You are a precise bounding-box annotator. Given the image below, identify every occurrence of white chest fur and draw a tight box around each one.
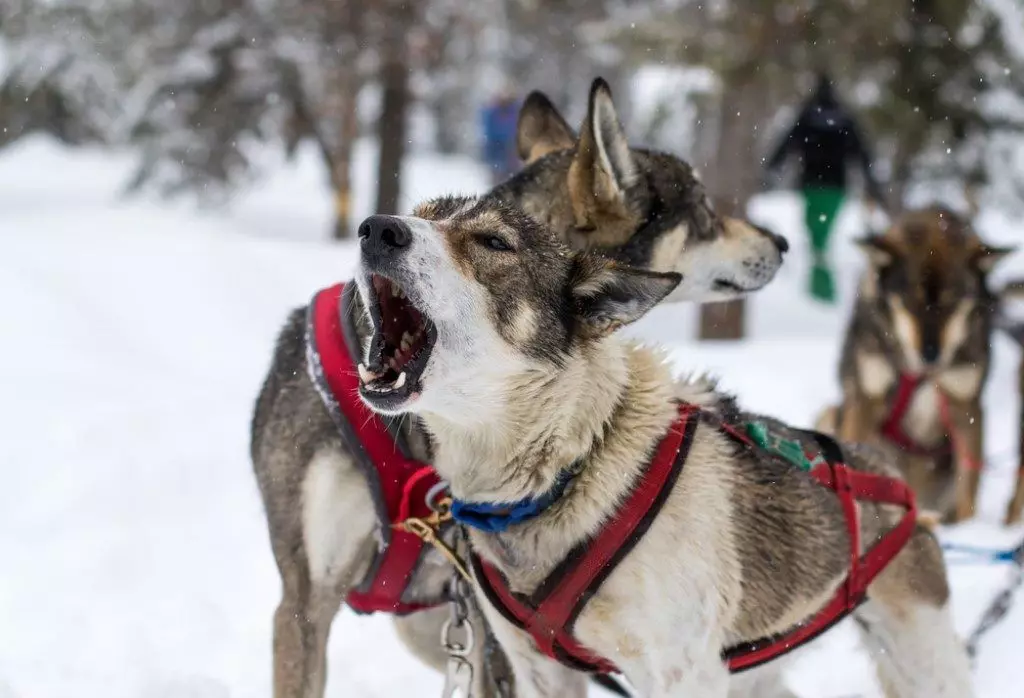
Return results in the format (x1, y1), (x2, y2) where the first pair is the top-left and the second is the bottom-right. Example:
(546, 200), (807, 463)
(903, 381), (942, 446)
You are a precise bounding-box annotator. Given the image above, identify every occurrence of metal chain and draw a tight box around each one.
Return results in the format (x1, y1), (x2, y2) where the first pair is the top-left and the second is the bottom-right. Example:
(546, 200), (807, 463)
(440, 568), (476, 697)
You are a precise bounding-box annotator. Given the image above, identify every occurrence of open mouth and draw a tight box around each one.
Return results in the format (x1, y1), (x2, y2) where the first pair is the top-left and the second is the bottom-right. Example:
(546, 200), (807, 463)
(358, 274), (436, 407)
(712, 278), (748, 294)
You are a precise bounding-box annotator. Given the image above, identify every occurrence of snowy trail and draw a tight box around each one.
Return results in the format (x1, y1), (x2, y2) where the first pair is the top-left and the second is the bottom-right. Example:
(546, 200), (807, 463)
(1, 138), (1022, 697)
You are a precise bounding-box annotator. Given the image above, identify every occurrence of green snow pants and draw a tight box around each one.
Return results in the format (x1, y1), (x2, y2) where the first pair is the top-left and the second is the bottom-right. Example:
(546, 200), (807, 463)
(803, 186), (845, 303)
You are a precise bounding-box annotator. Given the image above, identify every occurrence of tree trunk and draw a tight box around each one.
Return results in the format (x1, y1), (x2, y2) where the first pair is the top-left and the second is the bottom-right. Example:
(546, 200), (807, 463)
(331, 71), (360, 240)
(698, 77), (775, 340)
(375, 55), (411, 215)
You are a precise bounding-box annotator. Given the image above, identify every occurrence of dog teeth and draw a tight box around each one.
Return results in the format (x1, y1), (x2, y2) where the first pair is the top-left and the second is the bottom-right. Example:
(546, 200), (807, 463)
(401, 332), (412, 352)
(391, 284), (400, 298)
(394, 371), (407, 389)
(357, 363), (379, 384)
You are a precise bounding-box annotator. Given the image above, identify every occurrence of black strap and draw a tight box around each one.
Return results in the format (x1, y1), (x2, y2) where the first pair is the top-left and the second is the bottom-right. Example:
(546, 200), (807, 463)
(591, 673), (632, 696)
(798, 427), (846, 466)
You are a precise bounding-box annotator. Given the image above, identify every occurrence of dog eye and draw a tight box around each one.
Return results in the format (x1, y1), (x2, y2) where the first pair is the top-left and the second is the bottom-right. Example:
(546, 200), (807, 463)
(476, 234), (515, 252)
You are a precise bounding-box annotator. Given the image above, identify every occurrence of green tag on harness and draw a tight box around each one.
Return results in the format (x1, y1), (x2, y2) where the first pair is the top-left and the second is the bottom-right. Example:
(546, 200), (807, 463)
(744, 421), (826, 472)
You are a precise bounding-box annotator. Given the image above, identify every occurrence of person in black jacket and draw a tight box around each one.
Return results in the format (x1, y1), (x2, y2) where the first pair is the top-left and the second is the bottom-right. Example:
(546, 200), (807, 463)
(765, 74), (884, 303)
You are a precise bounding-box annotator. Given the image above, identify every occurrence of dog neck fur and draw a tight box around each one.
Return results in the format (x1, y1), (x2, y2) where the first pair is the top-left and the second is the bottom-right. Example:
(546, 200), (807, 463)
(420, 336), (700, 574)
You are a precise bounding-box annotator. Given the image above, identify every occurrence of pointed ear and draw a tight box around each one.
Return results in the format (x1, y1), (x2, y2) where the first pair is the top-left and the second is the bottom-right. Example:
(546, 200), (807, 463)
(517, 91), (575, 164)
(855, 234), (901, 267)
(571, 255), (681, 337)
(569, 78), (639, 229)
(973, 244), (1016, 274)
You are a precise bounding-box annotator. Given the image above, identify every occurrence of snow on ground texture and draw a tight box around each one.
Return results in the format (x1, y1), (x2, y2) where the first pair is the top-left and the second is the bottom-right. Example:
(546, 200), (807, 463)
(1, 137), (1022, 697)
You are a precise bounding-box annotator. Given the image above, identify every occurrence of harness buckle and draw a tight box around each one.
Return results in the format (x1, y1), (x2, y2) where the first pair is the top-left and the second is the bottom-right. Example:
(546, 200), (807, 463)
(393, 498), (472, 582)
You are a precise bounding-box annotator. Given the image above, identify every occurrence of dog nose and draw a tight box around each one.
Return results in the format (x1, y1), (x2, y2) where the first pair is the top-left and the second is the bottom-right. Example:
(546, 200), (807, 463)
(921, 340), (941, 365)
(359, 215), (411, 252)
(753, 224), (789, 254)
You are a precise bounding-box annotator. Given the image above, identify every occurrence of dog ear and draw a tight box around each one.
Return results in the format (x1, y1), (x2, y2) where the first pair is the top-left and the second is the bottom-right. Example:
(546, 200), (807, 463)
(517, 91), (575, 164)
(855, 234), (901, 267)
(568, 78), (640, 230)
(973, 244), (1016, 274)
(571, 255), (681, 337)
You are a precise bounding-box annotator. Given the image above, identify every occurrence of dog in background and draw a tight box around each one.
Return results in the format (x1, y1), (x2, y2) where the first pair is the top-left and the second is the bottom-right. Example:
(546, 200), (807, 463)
(816, 207), (1014, 522)
(251, 78), (789, 698)
(351, 197), (973, 698)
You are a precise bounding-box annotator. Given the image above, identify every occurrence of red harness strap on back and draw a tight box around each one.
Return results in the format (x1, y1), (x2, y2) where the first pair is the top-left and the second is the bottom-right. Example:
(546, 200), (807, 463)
(722, 428), (917, 671)
(473, 406), (918, 676)
(307, 283), (443, 615)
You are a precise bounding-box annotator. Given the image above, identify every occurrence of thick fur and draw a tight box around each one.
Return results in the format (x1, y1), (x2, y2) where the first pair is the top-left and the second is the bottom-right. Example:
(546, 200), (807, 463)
(815, 207), (1013, 522)
(352, 197), (973, 698)
(251, 78), (788, 698)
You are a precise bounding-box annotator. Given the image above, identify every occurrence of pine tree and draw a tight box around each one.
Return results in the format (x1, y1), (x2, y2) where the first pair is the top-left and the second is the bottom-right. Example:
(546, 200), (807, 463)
(0, 0), (121, 151)
(125, 1), (286, 200)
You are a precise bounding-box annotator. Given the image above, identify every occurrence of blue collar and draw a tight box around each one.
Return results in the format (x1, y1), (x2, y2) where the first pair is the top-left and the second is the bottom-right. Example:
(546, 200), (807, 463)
(450, 465), (581, 533)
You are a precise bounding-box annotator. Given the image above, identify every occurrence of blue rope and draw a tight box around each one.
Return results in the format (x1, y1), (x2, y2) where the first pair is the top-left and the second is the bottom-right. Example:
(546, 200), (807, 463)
(941, 541), (1021, 565)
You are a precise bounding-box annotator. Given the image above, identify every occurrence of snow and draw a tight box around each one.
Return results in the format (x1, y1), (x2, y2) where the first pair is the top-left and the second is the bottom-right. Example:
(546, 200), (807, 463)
(1, 136), (1022, 697)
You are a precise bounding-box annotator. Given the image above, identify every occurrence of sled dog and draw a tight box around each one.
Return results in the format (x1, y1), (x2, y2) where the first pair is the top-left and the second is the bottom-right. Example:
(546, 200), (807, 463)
(816, 207), (1013, 522)
(351, 197), (973, 698)
(251, 78), (788, 698)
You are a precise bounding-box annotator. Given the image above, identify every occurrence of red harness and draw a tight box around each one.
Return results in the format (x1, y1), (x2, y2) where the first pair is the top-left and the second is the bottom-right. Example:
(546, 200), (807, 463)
(473, 404), (918, 675)
(880, 374), (982, 471)
(307, 283), (444, 615)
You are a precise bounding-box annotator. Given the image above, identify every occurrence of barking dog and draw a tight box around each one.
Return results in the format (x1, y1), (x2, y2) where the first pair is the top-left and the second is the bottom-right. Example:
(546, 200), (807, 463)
(352, 198), (973, 698)
(251, 78), (788, 698)
(816, 207), (1013, 522)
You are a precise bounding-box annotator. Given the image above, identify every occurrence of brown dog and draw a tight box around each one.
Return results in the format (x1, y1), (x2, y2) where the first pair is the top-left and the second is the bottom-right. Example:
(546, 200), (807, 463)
(817, 207), (1014, 522)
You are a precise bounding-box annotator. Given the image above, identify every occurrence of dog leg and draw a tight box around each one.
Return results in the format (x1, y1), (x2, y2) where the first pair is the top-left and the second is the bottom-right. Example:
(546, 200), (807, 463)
(946, 398), (984, 523)
(900, 453), (956, 520)
(1006, 366), (1024, 524)
(269, 447), (380, 698)
(472, 593), (585, 698)
(1006, 466), (1024, 525)
(393, 608), (450, 674)
(856, 526), (973, 698)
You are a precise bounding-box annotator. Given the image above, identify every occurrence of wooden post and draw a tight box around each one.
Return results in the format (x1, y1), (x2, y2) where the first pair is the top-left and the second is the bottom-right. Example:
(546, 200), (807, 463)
(698, 76), (776, 340)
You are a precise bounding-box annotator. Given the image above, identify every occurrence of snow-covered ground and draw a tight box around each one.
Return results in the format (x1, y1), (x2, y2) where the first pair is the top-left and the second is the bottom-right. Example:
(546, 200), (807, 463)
(1, 137), (1022, 698)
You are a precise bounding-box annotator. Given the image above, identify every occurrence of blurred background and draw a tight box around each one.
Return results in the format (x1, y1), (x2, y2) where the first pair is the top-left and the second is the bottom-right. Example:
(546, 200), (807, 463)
(3, 0), (1024, 236)
(2, 2), (1024, 697)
